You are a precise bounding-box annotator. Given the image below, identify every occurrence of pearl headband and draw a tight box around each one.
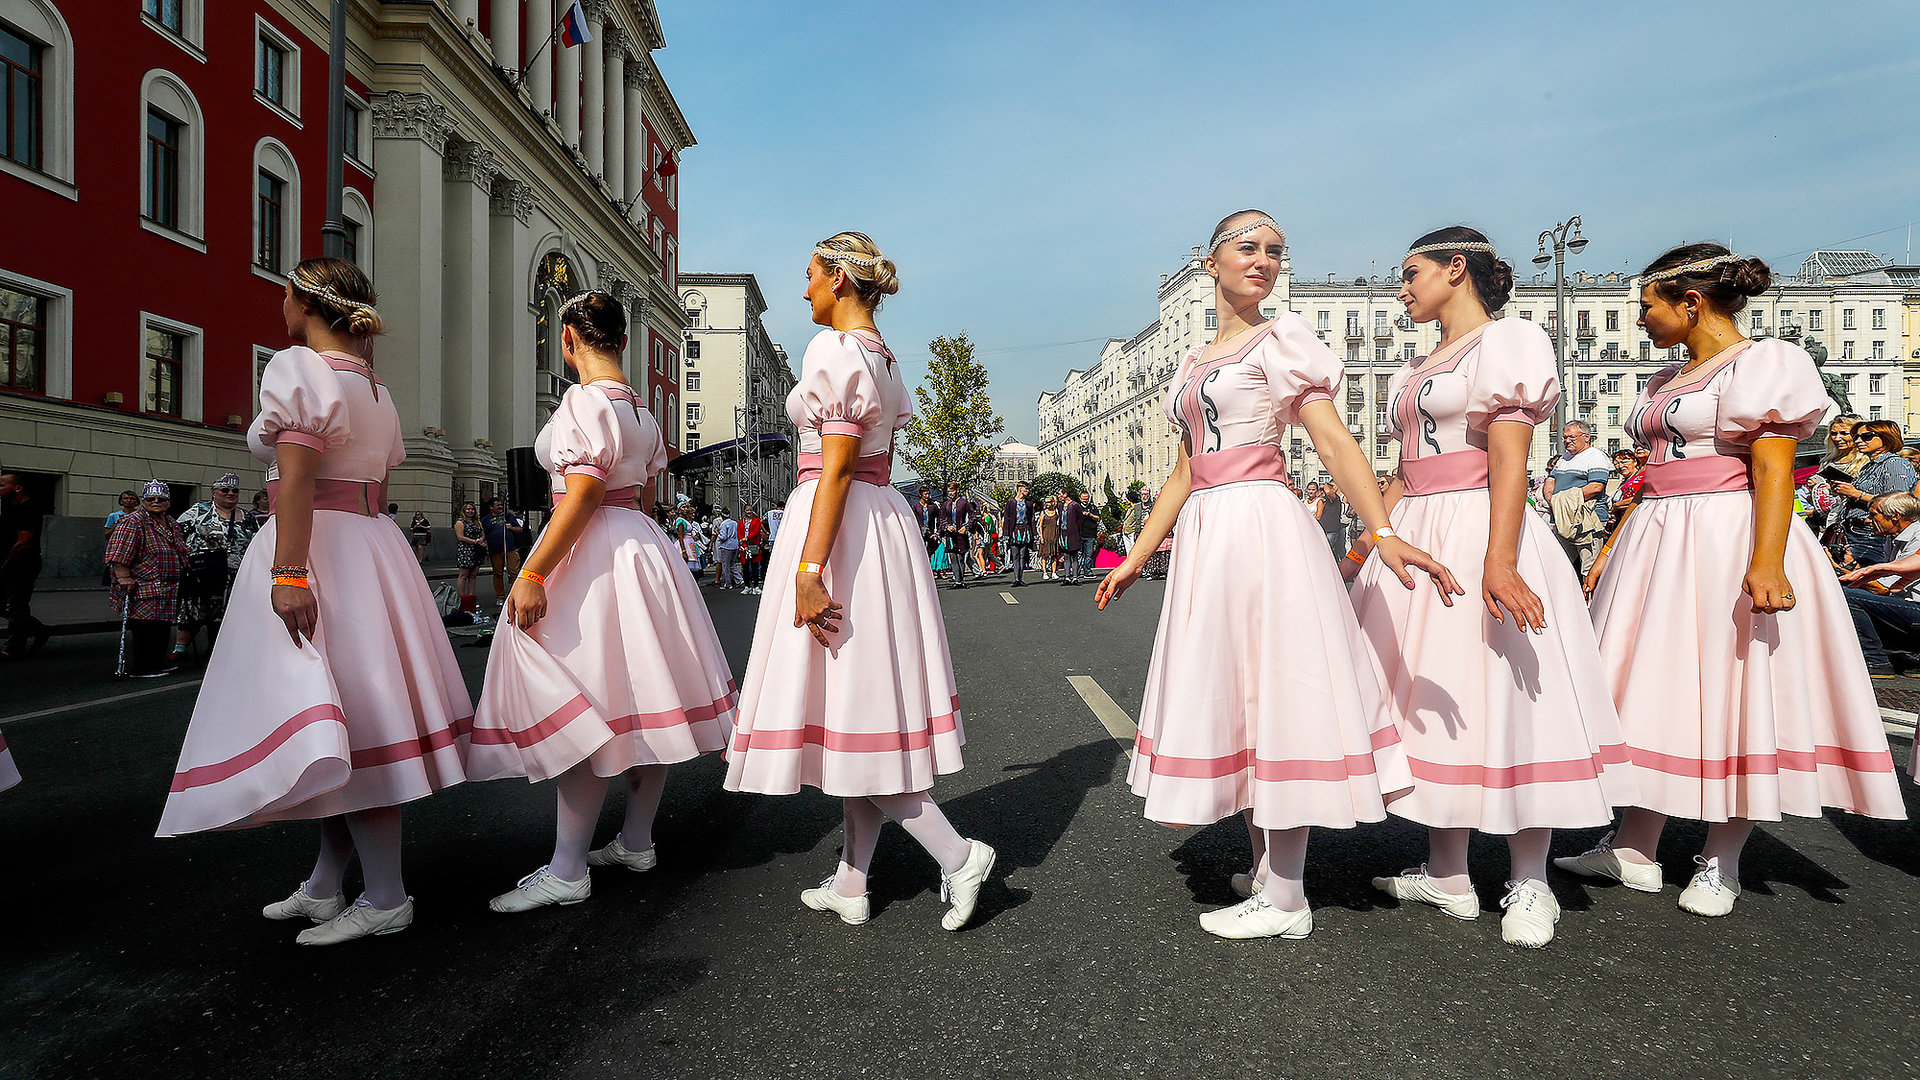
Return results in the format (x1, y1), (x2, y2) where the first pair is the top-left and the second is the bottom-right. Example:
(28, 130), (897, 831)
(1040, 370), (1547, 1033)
(1641, 254), (1741, 283)
(1208, 216), (1286, 253)
(1406, 241), (1497, 258)
(812, 245), (885, 271)
(288, 272), (379, 325)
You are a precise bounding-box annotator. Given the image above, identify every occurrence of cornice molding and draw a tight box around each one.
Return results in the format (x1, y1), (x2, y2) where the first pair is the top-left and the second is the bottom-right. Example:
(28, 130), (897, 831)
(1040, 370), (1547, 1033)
(489, 176), (537, 223)
(443, 140), (499, 188)
(371, 89), (456, 154)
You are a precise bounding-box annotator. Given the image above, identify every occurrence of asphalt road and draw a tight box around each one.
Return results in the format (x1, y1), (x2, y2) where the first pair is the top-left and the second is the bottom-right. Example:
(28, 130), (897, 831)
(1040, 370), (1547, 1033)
(2, 575), (1917, 1080)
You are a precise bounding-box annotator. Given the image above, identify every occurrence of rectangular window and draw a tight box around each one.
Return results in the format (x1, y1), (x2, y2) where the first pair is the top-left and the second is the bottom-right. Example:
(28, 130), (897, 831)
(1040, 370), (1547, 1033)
(1261, 307), (1276, 320)
(1374, 374), (1390, 395)
(1751, 309), (1764, 329)
(1204, 308), (1217, 330)
(1872, 341), (1885, 360)
(684, 307), (700, 327)
(1870, 373), (1884, 393)
(1842, 341), (1855, 359)
(1808, 310), (1823, 331)
(684, 432), (700, 450)
(1873, 308), (1887, 329)
(341, 219), (360, 266)
(144, 0), (185, 34)
(255, 170), (285, 270)
(1843, 308), (1856, 330)
(1607, 406), (1620, 426)
(1374, 346), (1389, 362)
(145, 326), (185, 416)
(1577, 310), (1591, 329)
(684, 339), (700, 360)
(1577, 375), (1593, 399)
(1402, 342), (1415, 360)
(1345, 343), (1360, 362)
(0, 24), (44, 171)
(1607, 437), (1621, 454)
(1780, 309), (1793, 327)
(1605, 310), (1619, 331)
(685, 401), (701, 423)
(0, 286), (47, 394)
(1603, 376), (1620, 395)
(684, 370), (700, 391)
(1639, 341), (1651, 360)
(1316, 311), (1330, 331)
(1637, 373), (1652, 391)
(343, 101), (362, 160)
(145, 109), (182, 229)
(258, 37), (286, 107)
(1518, 311), (1533, 320)
(1871, 406), (1883, 420)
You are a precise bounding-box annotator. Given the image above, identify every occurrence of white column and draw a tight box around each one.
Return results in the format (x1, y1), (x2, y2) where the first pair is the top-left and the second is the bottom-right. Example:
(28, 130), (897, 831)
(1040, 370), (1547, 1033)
(580, 1), (605, 179)
(452, 0), (480, 26)
(527, 0), (553, 115)
(442, 141), (497, 466)
(556, 5), (581, 147)
(489, 179), (538, 456)
(623, 63), (647, 224)
(489, 0), (520, 69)
(603, 36), (625, 199)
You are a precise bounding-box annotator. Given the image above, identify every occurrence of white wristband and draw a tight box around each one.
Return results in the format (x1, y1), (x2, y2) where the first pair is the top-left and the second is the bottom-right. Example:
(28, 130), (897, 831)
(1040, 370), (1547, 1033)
(1373, 527), (1397, 542)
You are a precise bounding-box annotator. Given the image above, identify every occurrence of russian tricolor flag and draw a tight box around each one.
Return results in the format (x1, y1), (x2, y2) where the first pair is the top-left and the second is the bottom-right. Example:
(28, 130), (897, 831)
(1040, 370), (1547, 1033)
(558, 1), (592, 47)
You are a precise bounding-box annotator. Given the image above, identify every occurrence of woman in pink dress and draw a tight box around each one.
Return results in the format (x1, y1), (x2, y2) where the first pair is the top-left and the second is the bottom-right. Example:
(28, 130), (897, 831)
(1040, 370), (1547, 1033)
(1347, 227), (1634, 948)
(726, 233), (995, 931)
(1557, 243), (1905, 917)
(469, 291), (736, 911)
(156, 258), (476, 944)
(1095, 210), (1459, 941)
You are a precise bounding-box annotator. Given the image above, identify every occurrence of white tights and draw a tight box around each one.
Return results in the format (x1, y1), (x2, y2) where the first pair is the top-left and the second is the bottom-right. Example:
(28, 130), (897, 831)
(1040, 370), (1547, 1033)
(303, 807), (406, 910)
(550, 762), (669, 882)
(1613, 807), (1754, 877)
(1242, 810), (1310, 911)
(1422, 827), (1552, 894)
(831, 792), (971, 898)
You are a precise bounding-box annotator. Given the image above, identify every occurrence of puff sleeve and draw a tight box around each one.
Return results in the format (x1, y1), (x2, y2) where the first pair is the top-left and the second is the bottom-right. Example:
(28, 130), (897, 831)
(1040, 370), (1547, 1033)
(256, 347), (350, 453)
(1260, 312), (1344, 424)
(546, 386), (626, 483)
(1465, 319), (1561, 432)
(1163, 348), (1198, 430)
(797, 330), (885, 439)
(1716, 339), (1831, 444)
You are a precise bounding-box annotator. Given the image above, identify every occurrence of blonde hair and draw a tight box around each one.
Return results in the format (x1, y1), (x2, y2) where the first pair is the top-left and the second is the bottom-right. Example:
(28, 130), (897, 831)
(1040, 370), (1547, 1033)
(289, 257), (383, 337)
(812, 232), (899, 311)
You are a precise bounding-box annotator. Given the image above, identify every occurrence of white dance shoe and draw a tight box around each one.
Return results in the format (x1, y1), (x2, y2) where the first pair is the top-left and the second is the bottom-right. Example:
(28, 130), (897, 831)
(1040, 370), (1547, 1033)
(585, 838), (659, 872)
(939, 839), (997, 931)
(262, 885), (348, 923)
(1199, 894), (1313, 940)
(801, 878), (871, 925)
(1499, 881), (1560, 948)
(489, 866), (591, 913)
(1677, 856), (1740, 917)
(1551, 831), (1664, 892)
(296, 897), (414, 945)
(1229, 870), (1264, 899)
(1371, 866), (1482, 919)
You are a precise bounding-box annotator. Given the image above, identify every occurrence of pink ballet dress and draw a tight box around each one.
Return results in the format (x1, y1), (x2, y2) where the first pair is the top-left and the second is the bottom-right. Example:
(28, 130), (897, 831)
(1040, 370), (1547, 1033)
(157, 347), (476, 836)
(1591, 338), (1904, 822)
(724, 330), (965, 797)
(1350, 319), (1635, 832)
(0, 731), (18, 792)
(1128, 315), (1413, 830)
(468, 382), (736, 782)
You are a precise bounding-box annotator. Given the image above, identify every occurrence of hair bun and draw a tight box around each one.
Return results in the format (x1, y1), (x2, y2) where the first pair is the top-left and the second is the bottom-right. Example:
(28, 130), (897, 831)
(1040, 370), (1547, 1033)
(1731, 257), (1772, 297)
(346, 305), (383, 337)
(872, 259), (901, 296)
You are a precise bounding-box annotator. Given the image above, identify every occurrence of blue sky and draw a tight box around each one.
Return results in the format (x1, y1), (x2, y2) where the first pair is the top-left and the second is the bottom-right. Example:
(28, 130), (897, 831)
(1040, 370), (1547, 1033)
(660, 1), (1920, 444)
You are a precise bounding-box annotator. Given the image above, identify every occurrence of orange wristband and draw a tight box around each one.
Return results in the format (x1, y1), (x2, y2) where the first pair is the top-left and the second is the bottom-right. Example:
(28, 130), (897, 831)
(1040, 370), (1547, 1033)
(273, 576), (311, 589)
(518, 569), (547, 585)
(1345, 549), (1365, 565)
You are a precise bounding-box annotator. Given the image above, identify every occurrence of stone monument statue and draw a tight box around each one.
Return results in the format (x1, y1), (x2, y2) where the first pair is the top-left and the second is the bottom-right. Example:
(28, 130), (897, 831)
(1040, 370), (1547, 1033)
(1806, 338), (1851, 413)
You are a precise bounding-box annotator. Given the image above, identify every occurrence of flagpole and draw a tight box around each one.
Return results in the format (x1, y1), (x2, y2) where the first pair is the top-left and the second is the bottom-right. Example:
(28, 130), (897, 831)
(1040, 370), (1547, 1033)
(513, 7), (572, 88)
(320, 0), (347, 258)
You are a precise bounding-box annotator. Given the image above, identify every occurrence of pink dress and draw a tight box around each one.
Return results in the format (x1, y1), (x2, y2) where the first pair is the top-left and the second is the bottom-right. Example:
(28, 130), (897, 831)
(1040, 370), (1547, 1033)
(468, 383), (736, 782)
(1591, 338), (1904, 821)
(0, 731), (18, 792)
(724, 330), (965, 797)
(1350, 319), (1635, 832)
(1128, 315), (1413, 830)
(157, 347), (476, 836)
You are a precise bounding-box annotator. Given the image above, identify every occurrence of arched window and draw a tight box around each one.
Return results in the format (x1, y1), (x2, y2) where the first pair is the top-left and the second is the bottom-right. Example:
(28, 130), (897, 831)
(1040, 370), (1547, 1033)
(341, 187), (372, 271)
(251, 137), (300, 277)
(667, 392), (677, 445)
(139, 69), (204, 248)
(0, 0), (75, 197)
(652, 385), (663, 430)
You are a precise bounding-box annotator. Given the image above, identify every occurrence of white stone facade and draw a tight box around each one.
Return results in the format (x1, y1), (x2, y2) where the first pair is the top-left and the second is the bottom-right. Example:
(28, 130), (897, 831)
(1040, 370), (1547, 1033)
(985, 438), (1038, 486)
(678, 272), (797, 513)
(1038, 249), (1914, 491)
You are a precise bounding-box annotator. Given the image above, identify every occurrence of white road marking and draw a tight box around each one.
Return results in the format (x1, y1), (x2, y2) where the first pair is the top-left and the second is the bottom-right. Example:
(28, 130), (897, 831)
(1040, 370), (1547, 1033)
(1, 679), (204, 726)
(1882, 708), (1917, 738)
(1000, 592), (1018, 604)
(1067, 675), (1136, 747)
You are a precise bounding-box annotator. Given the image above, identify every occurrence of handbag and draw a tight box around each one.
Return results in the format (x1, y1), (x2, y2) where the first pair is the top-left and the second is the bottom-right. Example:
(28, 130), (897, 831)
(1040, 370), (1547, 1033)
(184, 549), (227, 599)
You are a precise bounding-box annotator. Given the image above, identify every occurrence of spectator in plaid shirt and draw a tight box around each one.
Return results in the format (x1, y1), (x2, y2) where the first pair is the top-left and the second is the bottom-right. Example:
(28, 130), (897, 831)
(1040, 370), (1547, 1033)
(106, 480), (191, 677)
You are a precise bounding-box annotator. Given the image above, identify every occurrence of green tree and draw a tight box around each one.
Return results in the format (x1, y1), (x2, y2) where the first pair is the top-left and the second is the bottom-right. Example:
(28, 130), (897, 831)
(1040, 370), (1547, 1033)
(899, 332), (1004, 492)
(1101, 475), (1125, 531)
(1028, 472), (1078, 503)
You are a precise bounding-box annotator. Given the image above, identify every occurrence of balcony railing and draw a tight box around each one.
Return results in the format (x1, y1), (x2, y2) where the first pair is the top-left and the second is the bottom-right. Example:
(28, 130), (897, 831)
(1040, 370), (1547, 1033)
(1373, 324), (1394, 341)
(1345, 321), (1365, 341)
(1575, 326), (1597, 342)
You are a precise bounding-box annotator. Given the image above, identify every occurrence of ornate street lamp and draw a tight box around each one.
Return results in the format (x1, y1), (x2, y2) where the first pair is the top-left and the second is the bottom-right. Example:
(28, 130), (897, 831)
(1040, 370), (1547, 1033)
(1533, 217), (1589, 438)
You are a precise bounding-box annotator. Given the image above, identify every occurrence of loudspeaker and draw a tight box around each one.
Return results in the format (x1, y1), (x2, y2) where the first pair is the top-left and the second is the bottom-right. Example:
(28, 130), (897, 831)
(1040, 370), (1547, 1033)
(505, 447), (545, 512)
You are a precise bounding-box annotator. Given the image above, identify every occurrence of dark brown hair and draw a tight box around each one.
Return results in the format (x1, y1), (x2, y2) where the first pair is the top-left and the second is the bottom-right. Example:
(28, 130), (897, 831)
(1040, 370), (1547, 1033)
(1407, 225), (1513, 312)
(560, 290), (628, 350)
(1640, 242), (1771, 314)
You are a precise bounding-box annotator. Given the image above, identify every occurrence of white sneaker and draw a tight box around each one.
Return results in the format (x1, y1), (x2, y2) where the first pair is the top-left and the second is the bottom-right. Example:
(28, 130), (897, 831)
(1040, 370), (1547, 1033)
(1677, 856), (1740, 917)
(1499, 880), (1561, 948)
(1552, 831), (1664, 892)
(295, 896), (414, 945)
(1229, 870), (1263, 899)
(801, 877), (871, 925)
(1371, 865), (1481, 919)
(585, 837), (658, 872)
(1199, 893), (1313, 939)
(262, 884), (348, 923)
(488, 866), (591, 913)
(939, 839), (996, 931)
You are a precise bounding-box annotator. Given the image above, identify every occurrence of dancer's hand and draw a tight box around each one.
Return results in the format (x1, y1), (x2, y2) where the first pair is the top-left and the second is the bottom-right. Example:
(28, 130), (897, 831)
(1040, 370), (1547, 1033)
(1743, 564), (1796, 614)
(1375, 536), (1463, 605)
(505, 576), (546, 629)
(1095, 559), (1143, 608)
(272, 584), (318, 646)
(1483, 558), (1545, 633)
(795, 571), (843, 645)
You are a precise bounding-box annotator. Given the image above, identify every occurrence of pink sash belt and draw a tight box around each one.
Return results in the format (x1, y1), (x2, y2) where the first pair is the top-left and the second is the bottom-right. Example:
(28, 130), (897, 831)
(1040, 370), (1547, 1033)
(797, 452), (893, 487)
(1640, 456), (1751, 498)
(1399, 449), (1490, 496)
(266, 478), (386, 517)
(552, 485), (640, 510)
(1188, 444), (1288, 491)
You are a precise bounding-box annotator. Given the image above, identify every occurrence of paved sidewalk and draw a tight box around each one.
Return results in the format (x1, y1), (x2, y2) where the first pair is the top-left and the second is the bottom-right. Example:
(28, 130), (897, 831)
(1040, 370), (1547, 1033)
(22, 560), (470, 635)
